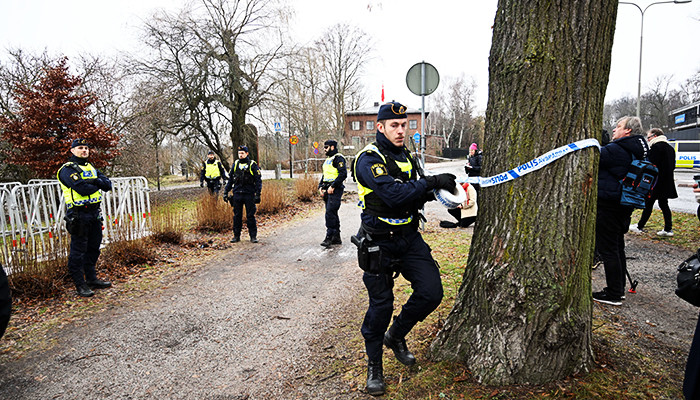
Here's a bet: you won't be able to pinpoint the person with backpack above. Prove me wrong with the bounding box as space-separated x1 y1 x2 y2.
594 116 649 306
223 145 262 243
629 128 677 237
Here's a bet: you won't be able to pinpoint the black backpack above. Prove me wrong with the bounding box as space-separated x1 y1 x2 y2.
619 151 658 209
676 249 700 307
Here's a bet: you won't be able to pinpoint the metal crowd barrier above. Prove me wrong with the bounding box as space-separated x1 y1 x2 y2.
1 177 151 273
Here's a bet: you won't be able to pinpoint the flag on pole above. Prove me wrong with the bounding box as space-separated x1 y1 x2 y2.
381 84 385 102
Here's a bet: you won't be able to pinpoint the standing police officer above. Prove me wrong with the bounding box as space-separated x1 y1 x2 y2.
224 145 262 243
352 102 456 395
57 139 113 297
200 150 228 195
319 139 347 247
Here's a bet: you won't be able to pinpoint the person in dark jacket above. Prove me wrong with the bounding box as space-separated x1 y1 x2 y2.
223 145 262 243
629 128 677 236
200 150 228 195
318 139 347 247
0 265 10 339
57 139 113 297
594 116 648 306
353 101 456 396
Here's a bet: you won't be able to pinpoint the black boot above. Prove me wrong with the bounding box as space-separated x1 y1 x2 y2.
87 279 112 289
384 331 416 366
230 236 240 243
331 233 342 245
320 235 332 247
76 284 94 297
366 360 385 396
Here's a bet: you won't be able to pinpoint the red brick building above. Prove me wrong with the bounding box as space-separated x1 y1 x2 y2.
343 102 441 156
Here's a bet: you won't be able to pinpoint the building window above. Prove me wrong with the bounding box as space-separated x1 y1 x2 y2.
366 120 374 131
352 136 361 149
409 120 418 130
351 121 360 131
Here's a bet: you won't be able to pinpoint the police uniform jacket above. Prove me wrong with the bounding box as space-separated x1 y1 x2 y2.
354 132 431 232
200 158 228 183
598 135 648 204
224 156 262 195
318 148 347 190
57 155 112 215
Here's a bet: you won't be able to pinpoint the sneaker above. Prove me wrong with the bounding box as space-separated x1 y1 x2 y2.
592 289 623 306
656 230 674 237
628 224 644 233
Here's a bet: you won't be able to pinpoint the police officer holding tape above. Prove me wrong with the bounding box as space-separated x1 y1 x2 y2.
318 139 347 247
352 102 456 396
57 139 113 297
224 145 262 243
200 150 228 195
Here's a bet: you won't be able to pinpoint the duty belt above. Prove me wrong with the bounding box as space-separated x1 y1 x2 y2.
360 222 416 241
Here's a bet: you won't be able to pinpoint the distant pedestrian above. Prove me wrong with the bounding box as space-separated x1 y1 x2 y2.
200 150 228 195
629 128 677 236
464 143 482 177
57 139 113 297
224 145 262 243
593 116 648 306
439 182 477 229
318 139 347 247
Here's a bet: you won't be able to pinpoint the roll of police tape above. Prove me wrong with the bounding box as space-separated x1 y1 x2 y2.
463 138 601 187
433 181 467 209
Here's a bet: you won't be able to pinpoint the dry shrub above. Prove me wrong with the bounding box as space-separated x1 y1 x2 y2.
7 239 69 298
195 194 233 231
100 229 157 273
258 180 289 214
294 174 319 202
151 206 186 244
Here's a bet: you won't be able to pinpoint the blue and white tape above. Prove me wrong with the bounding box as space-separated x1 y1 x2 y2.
463 138 600 187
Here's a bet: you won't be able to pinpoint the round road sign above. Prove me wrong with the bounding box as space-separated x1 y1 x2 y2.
289 135 299 145
406 62 439 96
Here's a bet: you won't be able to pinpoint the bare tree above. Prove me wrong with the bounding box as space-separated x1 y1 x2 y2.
642 75 685 130
429 0 618 385
681 68 700 104
136 0 284 168
315 23 372 138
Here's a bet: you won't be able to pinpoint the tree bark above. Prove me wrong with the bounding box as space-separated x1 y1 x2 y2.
429 0 618 385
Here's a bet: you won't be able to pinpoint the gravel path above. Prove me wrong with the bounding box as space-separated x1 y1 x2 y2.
1 194 697 399
0 201 363 399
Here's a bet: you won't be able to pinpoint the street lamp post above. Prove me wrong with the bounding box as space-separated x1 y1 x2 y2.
619 0 692 118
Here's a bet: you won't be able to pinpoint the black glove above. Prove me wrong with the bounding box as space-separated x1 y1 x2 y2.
254 193 261 204
200 181 204 188
424 173 456 191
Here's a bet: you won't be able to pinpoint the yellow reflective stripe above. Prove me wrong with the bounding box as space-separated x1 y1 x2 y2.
378 215 413 225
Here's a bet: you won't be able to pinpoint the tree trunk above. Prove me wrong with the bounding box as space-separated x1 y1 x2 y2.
429 0 618 385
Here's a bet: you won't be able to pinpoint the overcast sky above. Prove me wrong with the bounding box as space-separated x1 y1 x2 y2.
2 0 699 115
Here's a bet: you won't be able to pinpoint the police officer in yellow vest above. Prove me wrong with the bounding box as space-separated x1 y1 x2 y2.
223 145 262 243
352 102 456 396
200 150 228 195
57 139 113 297
318 139 347 247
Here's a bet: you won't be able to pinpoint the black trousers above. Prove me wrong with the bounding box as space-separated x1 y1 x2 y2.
447 208 476 228
636 194 672 231
232 193 257 238
324 188 343 236
0 265 11 339
67 210 103 287
205 178 222 195
595 201 633 298
361 230 443 362
685 311 700 400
